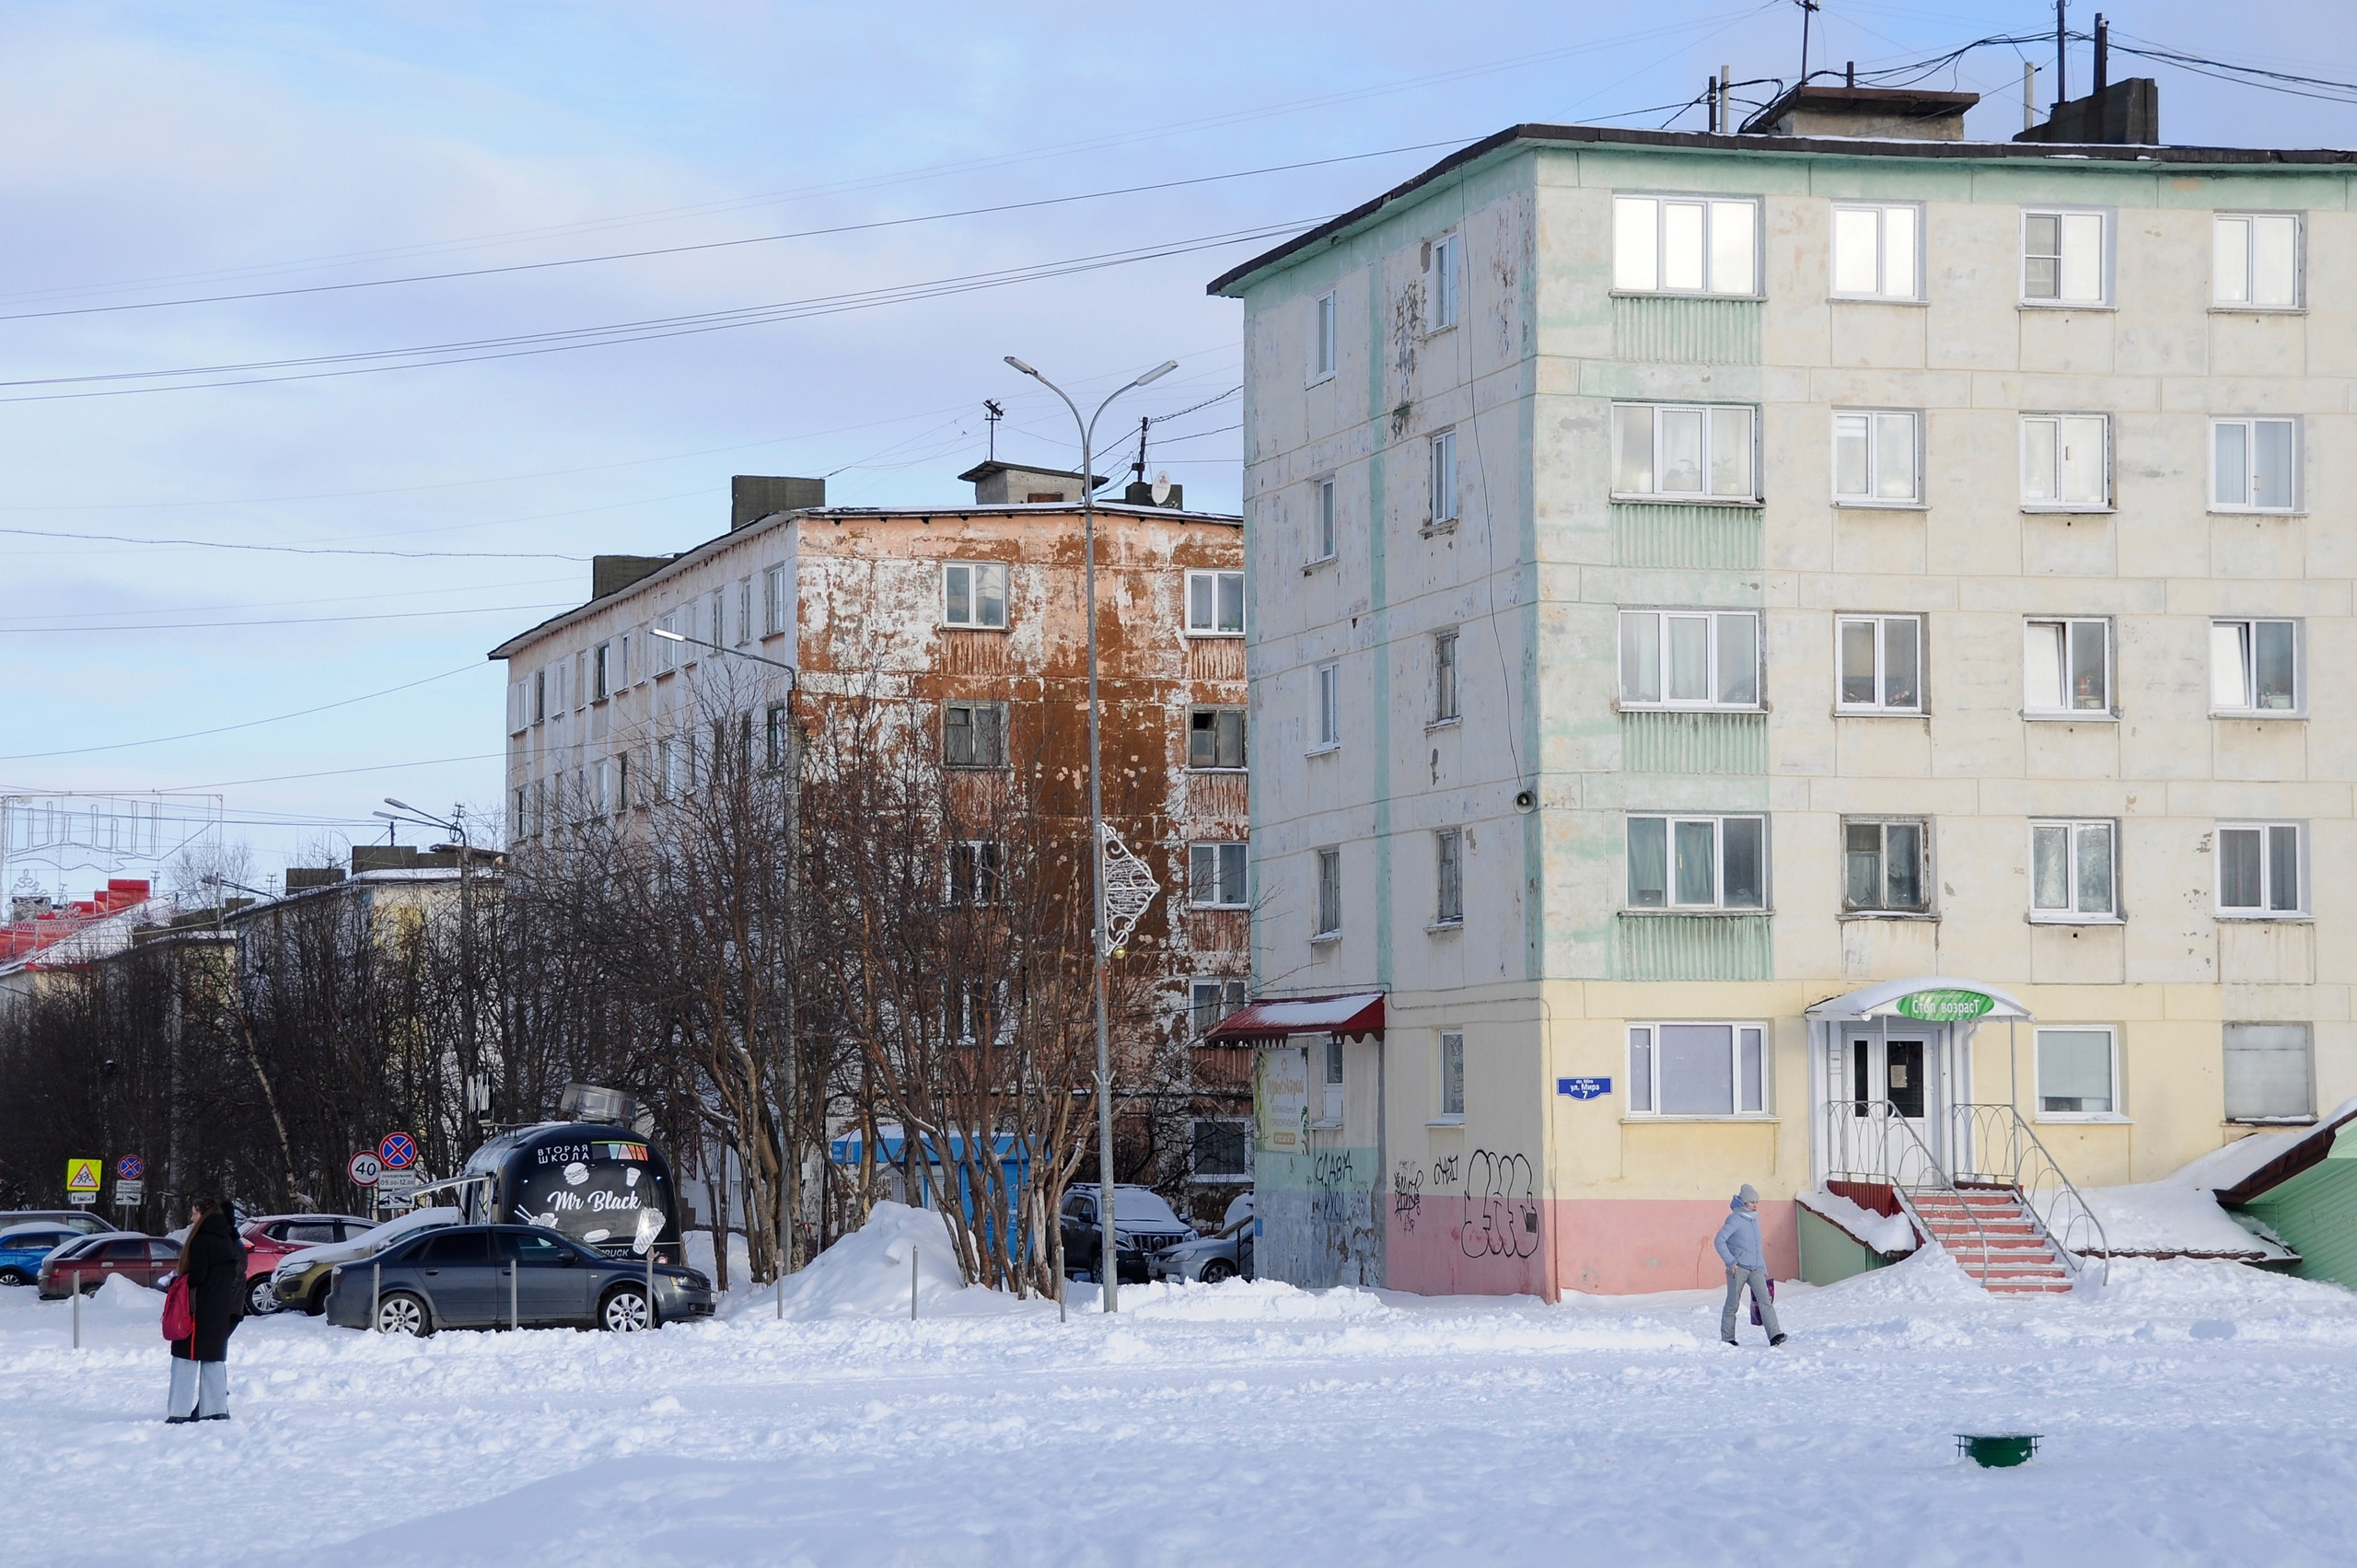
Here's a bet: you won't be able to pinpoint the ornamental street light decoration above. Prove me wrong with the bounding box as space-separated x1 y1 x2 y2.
1098 823 1159 957
1002 353 1178 1315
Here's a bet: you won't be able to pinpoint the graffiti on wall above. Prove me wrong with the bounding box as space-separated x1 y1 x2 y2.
1391 1160 1422 1233
1459 1149 1539 1261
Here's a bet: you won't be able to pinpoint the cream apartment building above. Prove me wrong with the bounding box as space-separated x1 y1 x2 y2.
1207 88 2357 1296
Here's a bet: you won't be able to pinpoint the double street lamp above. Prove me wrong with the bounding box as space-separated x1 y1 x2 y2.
379 799 483 1132
1003 354 1178 1315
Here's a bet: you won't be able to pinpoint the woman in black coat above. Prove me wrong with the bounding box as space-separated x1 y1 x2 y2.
167 1199 245 1423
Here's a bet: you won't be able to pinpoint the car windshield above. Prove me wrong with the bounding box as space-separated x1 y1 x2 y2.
1113 1191 1184 1229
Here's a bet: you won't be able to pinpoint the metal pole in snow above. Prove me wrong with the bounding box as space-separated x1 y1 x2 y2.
371 1262 380 1330
509 1260 518 1331
911 1248 918 1321
644 1249 656 1330
71 1272 81 1348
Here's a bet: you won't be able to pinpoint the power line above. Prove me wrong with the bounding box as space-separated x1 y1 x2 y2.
0 524 590 561
0 663 482 761
0 602 568 633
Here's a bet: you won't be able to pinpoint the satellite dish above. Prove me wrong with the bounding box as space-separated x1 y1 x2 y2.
1150 470 1173 505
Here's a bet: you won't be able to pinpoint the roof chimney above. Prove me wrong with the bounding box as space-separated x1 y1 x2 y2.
2012 77 2159 145
957 460 1109 505
1739 84 1979 141
730 475 825 529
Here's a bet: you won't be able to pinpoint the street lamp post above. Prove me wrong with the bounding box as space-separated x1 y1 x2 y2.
1002 354 1178 1316
650 626 804 1281
383 800 480 1135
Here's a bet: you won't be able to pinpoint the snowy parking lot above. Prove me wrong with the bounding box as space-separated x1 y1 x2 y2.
6 1206 2357 1568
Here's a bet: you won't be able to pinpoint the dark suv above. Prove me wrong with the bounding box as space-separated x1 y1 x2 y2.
324 1224 713 1334
1060 1186 1197 1283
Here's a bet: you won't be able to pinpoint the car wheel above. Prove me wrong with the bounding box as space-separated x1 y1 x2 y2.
374 1291 429 1337
248 1278 279 1316
306 1280 331 1316
0 1268 29 1287
600 1284 652 1332
1200 1259 1237 1285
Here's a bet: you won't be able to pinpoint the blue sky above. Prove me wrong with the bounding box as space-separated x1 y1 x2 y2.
1 1 2350 892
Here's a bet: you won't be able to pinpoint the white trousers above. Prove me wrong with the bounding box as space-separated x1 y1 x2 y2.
167 1358 228 1419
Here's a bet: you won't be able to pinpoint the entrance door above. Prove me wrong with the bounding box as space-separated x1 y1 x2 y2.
1846 1032 1939 1179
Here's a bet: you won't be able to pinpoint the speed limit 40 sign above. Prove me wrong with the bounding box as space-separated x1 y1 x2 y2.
348 1151 382 1188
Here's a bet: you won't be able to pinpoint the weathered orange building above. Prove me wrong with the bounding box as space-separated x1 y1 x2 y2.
488 467 1251 1220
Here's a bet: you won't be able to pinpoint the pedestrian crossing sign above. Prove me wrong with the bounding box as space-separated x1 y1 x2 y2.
65 1158 101 1194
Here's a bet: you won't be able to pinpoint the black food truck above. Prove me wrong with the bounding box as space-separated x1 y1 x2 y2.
458 1121 684 1265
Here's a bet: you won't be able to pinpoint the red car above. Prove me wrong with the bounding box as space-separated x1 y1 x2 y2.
37 1232 181 1298
239 1214 375 1315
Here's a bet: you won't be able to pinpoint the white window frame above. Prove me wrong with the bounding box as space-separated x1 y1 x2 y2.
2022 618 2113 717
1313 847 1341 939
1436 1029 1465 1120
1433 630 1459 723
1831 409 1922 506
1829 201 1922 302
655 612 679 673
1434 827 1464 927
591 642 611 702
762 564 789 637
2028 819 2119 923
1618 609 1760 711
2034 1025 2120 1121
1311 477 1337 563
1313 662 1340 750
1612 193 1760 297
1429 430 1458 526
1835 613 1925 715
736 579 753 647
2223 1023 2315 1123
1185 568 1246 636
1624 1022 1770 1119
942 562 1009 630
2209 618 2301 716
1311 290 1337 384
1187 705 1247 771
1189 842 1249 909
2209 417 2300 514
1190 1116 1254 1182
1624 814 1770 912
2019 413 2111 511
2212 212 2303 310
709 588 726 652
1840 817 1932 915
1610 402 1758 503
2019 207 2111 307
1429 231 1460 329
532 667 547 724
2215 820 2306 918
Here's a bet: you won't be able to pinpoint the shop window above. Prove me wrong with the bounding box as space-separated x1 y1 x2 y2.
1626 1023 1766 1117
2223 1024 2313 1122
2036 1027 2118 1117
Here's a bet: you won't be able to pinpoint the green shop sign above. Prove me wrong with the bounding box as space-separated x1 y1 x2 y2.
1895 988 1996 1023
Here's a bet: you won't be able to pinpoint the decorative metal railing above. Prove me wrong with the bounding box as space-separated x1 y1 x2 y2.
1945 1102 2112 1287
1819 1098 1993 1283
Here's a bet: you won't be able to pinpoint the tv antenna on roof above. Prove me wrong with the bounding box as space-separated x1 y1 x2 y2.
1794 0 1821 85
1130 415 1152 490
982 399 1004 461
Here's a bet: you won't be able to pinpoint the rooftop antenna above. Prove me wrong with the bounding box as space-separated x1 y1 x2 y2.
982 399 1004 461
1131 415 1151 490
1795 0 1820 86
2053 0 2068 113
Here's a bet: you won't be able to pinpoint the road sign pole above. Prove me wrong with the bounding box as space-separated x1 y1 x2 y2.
71 1272 81 1349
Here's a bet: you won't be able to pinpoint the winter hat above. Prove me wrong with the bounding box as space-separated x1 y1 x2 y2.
1736 1184 1759 1205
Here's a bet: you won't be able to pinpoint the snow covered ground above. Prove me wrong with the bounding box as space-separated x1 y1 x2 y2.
6 1204 2357 1567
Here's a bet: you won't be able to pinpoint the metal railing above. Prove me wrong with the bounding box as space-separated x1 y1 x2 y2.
1946 1102 2112 1287
1819 1098 1994 1283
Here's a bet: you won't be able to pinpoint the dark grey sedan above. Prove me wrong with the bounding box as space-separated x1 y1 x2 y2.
322 1224 714 1335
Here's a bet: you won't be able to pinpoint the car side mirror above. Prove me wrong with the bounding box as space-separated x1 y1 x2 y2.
560 1253 578 1265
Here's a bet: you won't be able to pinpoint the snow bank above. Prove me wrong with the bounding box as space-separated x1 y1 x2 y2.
761 1202 1032 1320
2073 1115 2351 1260
1796 1188 1917 1254
95 1272 160 1312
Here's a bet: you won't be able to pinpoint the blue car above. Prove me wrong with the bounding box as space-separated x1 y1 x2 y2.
0 1226 80 1288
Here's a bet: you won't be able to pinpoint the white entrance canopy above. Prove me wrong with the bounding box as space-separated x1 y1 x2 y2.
1805 977 2033 1024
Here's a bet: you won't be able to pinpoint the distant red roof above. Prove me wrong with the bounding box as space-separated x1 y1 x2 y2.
0 878 154 964
1202 991 1385 1043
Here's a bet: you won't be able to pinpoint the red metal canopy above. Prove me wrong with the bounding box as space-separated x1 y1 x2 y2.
1202 991 1385 1044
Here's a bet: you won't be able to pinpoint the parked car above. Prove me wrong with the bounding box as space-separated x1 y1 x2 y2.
238 1214 375 1315
0 1225 82 1287
272 1205 456 1316
322 1223 713 1335
1148 1208 1254 1284
1 1209 117 1237
37 1231 182 1297
1060 1186 1198 1284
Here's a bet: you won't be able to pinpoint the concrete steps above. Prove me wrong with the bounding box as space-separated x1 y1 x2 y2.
1908 1189 2075 1295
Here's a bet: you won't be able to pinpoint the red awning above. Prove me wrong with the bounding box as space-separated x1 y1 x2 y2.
1203 991 1385 1044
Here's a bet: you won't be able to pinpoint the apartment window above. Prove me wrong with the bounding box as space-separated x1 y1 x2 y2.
1611 403 1756 502
615 752 630 812
1434 829 1464 925
1430 232 1460 329
943 562 1008 629
1434 631 1459 722
2211 619 2298 714
763 564 789 636
2021 209 2107 305
2217 822 2304 916
942 700 1006 769
1438 1030 1465 1118
1314 662 1340 749
1190 842 1249 908
736 580 752 646
1842 819 1928 913
2213 213 2301 308
1191 1119 1252 1180
573 652 586 709
1314 848 1341 937
1430 430 1459 525
1188 707 1246 770
591 759 610 815
532 668 547 724
1830 202 1920 300
1186 569 1246 635
1191 978 1247 1039
513 786 526 838
2224 1024 2313 1122
1836 614 1922 714
764 703 791 770
2036 1027 2117 1117
1612 194 1759 296
589 643 610 702
1320 1035 1345 1124
617 633 631 688
1626 1023 1766 1117
1312 290 1336 382
1619 610 1759 709
2020 414 2109 509
1833 410 1920 505
1312 478 1337 563
658 737 680 801
948 841 1004 904
2212 418 2298 512
1626 815 1767 910
709 589 726 651
2030 819 2118 921
656 612 679 673
2024 619 2110 715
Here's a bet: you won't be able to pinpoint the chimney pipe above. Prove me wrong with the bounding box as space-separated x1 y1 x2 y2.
2094 14 2108 95
1846 61 1855 88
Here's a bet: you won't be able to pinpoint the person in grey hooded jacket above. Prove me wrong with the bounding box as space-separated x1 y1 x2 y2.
1714 1185 1786 1346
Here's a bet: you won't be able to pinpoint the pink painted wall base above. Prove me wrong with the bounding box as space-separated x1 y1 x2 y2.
1386 1199 1800 1299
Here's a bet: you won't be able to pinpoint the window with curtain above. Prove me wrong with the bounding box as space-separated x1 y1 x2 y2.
2037 1027 2117 1116
1626 1023 1766 1117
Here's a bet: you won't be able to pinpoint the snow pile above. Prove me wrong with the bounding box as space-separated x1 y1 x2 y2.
1114 1277 1392 1322
95 1273 160 1312
2075 1111 2352 1260
1805 1241 1990 1307
1796 1188 1918 1254
762 1202 1031 1320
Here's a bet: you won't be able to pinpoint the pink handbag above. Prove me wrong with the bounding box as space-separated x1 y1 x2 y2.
161 1274 193 1342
